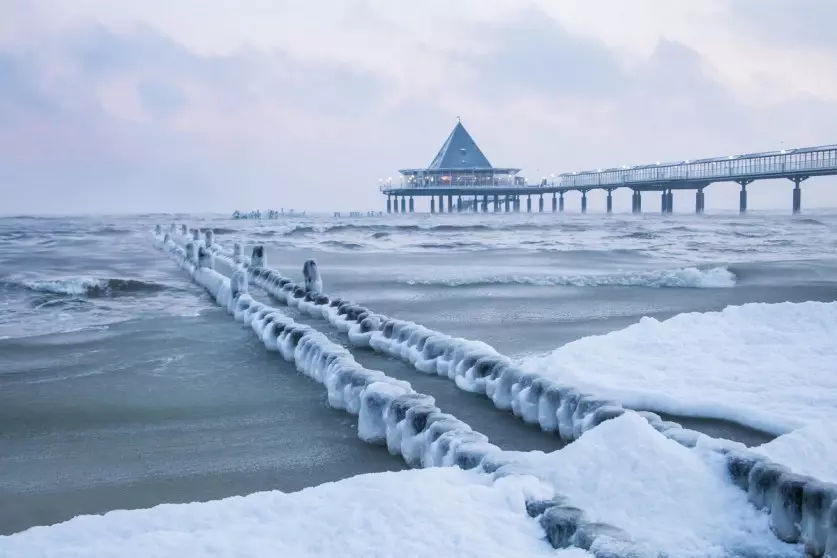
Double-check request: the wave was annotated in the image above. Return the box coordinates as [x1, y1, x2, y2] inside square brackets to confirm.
[405, 266, 737, 288]
[274, 222, 594, 237]
[5, 277, 173, 297]
[319, 240, 365, 250]
[90, 226, 132, 236]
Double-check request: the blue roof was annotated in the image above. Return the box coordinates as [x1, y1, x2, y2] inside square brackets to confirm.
[427, 121, 493, 170]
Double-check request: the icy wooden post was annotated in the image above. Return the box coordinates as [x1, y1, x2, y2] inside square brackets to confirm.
[303, 259, 323, 294]
[197, 246, 214, 269]
[185, 242, 197, 262]
[251, 245, 266, 268]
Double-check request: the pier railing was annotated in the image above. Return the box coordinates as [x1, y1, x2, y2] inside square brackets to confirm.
[558, 145, 837, 188]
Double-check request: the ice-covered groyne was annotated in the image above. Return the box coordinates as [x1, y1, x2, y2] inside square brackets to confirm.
[725, 449, 837, 556]
[155, 230, 661, 555]
[192, 232, 837, 556]
[200, 235, 695, 447]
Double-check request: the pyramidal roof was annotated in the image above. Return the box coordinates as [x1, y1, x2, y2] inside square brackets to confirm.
[427, 121, 493, 170]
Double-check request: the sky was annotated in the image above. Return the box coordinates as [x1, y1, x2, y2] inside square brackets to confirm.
[1, 0, 837, 214]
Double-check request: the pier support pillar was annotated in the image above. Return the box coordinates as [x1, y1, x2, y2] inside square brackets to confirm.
[666, 190, 674, 214]
[505, 196, 511, 212]
[552, 194, 557, 212]
[559, 193, 565, 212]
[387, 197, 392, 214]
[661, 191, 668, 214]
[515, 196, 521, 212]
[457, 196, 462, 212]
[494, 195, 500, 212]
[401, 197, 407, 213]
[791, 177, 807, 214]
[581, 191, 588, 214]
[527, 196, 532, 213]
[448, 195, 453, 213]
[393, 197, 399, 213]
[430, 197, 435, 214]
[695, 189, 705, 214]
[631, 191, 638, 214]
[606, 190, 613, 214]
[483, 195, 489, 213]
[473, 196, 479, 213]
[539, 195, 544, 212]
[408, 197, 414, 213]
[438, 196, 444, 213]
[636, 191, 642, 213]
[737, 180, 752, 214]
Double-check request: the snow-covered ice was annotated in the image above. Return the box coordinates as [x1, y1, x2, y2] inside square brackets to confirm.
[518, 413, 803, 558]
[754, 422, 837, 484]
[520, 301, 837, 435]
[0, 468, 587, 558]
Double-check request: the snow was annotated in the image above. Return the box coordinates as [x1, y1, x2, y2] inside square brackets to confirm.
[754, 422, 837, 484]
[0, 468, 584, 558]
[519, 413, 802, 558]
[520, 302, 837, 435]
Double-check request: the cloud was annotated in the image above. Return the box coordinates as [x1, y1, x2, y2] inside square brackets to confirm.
[1, 3, 836, 214]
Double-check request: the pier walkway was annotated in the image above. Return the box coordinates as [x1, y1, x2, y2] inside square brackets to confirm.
[381, 123, 837, 214]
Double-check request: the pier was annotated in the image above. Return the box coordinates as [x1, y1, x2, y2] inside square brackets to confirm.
[381, 121, 837, 214]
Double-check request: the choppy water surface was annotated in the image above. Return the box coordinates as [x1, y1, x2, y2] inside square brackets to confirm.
[2, 211, 836, 534]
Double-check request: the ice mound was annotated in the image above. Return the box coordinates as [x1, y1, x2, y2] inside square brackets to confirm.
[0, 468, 579, 558]
[521, 301, 837, 435]
[754, 422, 837, 485]
[523, 413, 802, 558]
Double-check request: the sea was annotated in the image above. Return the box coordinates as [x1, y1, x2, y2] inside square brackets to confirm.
[2, 211, 837, 535]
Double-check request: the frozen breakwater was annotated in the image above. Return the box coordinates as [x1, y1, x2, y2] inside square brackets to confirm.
[153, 231, 659, 556]
[202, 227, 837, 556]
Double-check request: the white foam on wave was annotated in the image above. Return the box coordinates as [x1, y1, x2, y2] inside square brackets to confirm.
[520, 301, 837, 435]
[0, 467, 575, 558]
[405, 266, 736, 288]
[19, 276, 106, 296]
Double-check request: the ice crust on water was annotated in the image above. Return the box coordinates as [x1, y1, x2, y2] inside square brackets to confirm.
[521, 301, 837, 436]
[0, 468, 589, 558]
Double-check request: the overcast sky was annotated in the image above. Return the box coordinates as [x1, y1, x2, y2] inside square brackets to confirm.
[2, 0, 836, 214]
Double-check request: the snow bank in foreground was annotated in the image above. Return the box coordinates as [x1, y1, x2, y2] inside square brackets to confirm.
[520, 302, 837, 435]
[521, 413, 802, 558]
[754, 422, 837, 484]
[0, 468, 583, 558]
